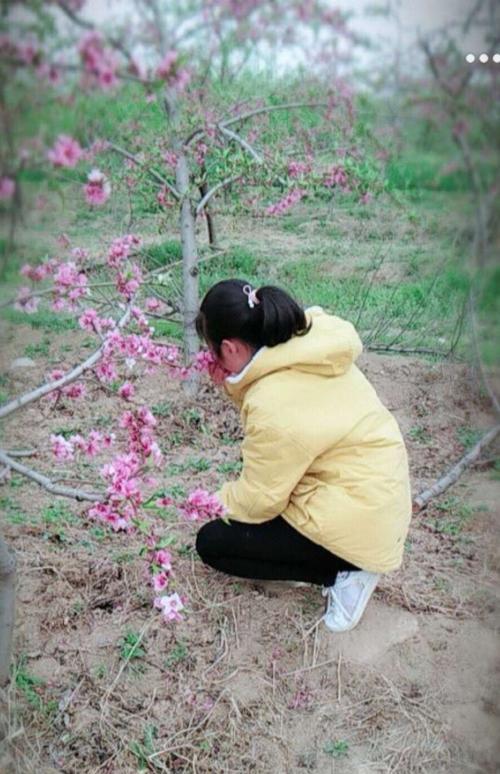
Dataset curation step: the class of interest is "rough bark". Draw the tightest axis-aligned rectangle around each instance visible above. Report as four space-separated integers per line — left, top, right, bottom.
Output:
0 536 16 687
176 150 200 397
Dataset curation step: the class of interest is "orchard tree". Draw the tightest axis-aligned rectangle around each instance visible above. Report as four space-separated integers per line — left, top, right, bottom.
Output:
0 0 376 685
1 0 382 390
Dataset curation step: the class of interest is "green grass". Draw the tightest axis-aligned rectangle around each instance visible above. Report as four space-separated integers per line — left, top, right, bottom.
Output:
0 495 30 525
168 456 211 474
324 740 349 758
216 461 243 474
432 497 477 536
142 240 183 270
130 724 159 771
2 306 77 332
408 425 432 445
40 502 79 543
14 657 58 717
119 630 147 673
457 426 483 450
165 641 189 668
24 338 51 358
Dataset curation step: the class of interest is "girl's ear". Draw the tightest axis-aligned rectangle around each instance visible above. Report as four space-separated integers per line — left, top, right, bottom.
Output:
220 338 236 356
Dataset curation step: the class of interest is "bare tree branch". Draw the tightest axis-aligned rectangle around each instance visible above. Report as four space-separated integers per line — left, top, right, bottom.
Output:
221 101 328 128
217 125 263 163
3 449 37 458
0 449 102 502
185 102 328 146
413 424 500 510
196 175 241 215
108 143 180 199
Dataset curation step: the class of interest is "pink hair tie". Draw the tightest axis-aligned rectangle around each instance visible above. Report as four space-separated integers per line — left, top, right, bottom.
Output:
243 284 260 309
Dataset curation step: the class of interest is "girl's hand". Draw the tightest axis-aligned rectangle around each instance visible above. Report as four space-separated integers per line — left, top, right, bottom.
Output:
208 359 231 385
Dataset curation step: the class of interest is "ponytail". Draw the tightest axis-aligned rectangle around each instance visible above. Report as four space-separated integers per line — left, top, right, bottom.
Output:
195 279 311 355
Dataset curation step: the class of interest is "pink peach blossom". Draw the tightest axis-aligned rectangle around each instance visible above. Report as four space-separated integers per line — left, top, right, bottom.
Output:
84 168 111 206
47 135 83 168
0 177 15 200
154 592 184 622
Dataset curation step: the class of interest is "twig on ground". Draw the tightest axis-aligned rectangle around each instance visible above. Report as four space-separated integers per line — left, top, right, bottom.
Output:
0 449 102 502
413 423 500 510
337 651 342 703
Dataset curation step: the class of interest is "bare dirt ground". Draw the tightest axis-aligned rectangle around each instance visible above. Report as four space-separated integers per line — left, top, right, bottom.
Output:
0 321 499 773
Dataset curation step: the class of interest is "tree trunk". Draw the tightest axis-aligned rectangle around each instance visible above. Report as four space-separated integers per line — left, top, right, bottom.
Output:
0 536 16 687
176 151 200 398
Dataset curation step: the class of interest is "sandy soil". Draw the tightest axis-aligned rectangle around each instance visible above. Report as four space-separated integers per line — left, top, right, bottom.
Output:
0 321 499 773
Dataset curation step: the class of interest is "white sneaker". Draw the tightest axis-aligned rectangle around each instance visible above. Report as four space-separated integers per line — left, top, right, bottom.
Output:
322 571 380 632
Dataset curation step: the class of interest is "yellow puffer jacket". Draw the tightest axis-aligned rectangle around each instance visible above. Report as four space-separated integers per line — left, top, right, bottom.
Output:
216 307 412 573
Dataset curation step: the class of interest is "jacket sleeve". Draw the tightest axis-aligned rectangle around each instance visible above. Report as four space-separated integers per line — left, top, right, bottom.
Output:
216 421 314 524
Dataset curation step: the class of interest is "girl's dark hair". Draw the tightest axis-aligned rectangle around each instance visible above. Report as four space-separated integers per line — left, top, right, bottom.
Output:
195 279 312 355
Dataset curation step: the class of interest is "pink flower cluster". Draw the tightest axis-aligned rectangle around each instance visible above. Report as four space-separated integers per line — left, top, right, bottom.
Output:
45 368 87 402
14 287 39 313
84 168 111 206
118 407 163 466
192 349 216 372
20 258 58 283
287 160 311 178
194 142 208 166
118 381 135 400
107 234 141 269
163 150 178 168
78 307 116 334
266 188 306 216
52 262 89 311
89 406 164 533
0 177 15 200
323 165 349 189
191 349 231 384
178 488 227 522
99 328 181 383
116 263 143 299
144 297 168 314
154 593 184 622
35 62 61 86
156 50 190 92
47 135 83 168
144 534 175 593
92 451 145 531
157 187 174 209
50 429 114 461
78 31 118 90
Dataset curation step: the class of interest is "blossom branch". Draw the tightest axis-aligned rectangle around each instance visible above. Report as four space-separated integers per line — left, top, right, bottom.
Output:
3 57 150 86
0 304 132 420
0 449 102 502
56 0 139 71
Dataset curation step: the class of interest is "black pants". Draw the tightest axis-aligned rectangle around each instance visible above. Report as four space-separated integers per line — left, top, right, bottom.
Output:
195 516 360 587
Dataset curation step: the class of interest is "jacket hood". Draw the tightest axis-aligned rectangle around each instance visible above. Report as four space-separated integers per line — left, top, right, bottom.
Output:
224 307 363 403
